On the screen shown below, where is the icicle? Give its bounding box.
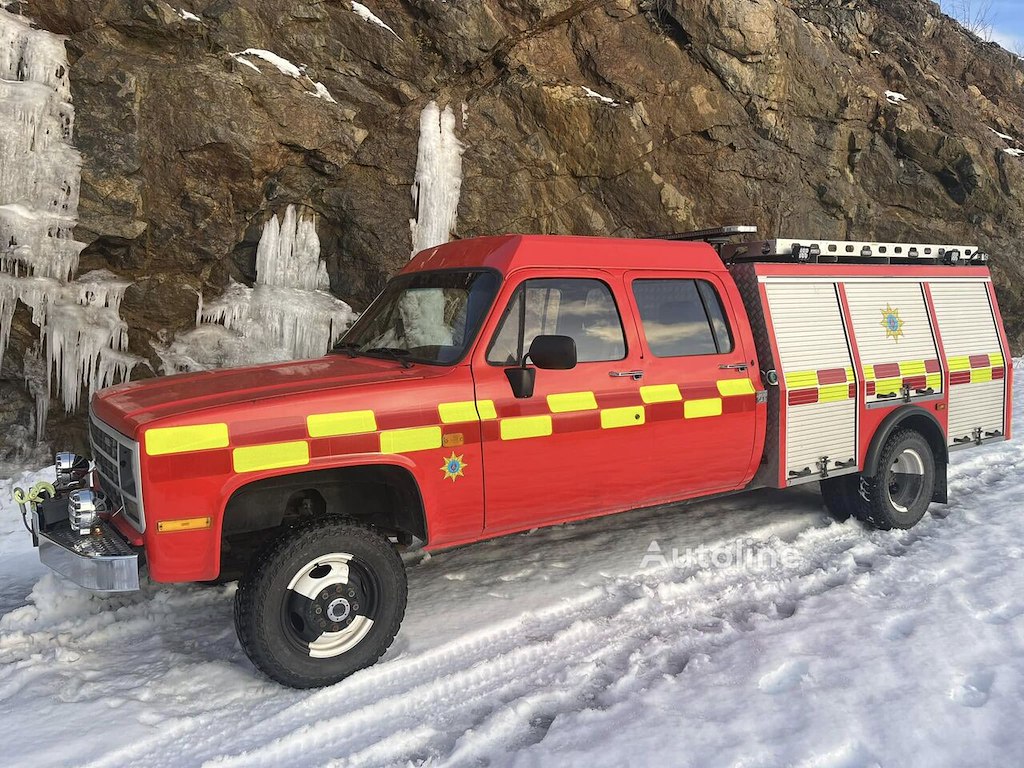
[409,101,464,257]
[0,8,141,434]
[156,204,355,372]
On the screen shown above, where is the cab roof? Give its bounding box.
[402,235,727,276]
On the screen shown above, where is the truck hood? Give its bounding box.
[92,356,443,436]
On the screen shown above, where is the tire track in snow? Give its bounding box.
[4,433,1020,767]
[84,510,958,768]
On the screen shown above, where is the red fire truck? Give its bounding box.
[18,228,1012,687]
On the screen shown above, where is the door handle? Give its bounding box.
[719,363,748,372]
[609,370,644,380]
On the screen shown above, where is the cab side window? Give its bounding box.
[632,279,734,357]
[487,278,626,365]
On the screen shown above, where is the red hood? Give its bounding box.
[92,356,441,436]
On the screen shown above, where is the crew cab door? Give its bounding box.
[623,271,760,496]
[471,270,655,533]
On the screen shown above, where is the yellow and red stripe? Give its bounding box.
[784,367,856,406]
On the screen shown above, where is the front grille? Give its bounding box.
[89,412,145,532]
[90,420,118,458]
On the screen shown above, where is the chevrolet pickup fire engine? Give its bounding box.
[16,228,1011,688]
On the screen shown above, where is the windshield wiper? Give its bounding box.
[331,342,360,358]
[364,347,414,369]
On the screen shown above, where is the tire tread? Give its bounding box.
[234,517,407,688]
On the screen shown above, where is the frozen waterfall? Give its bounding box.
[0,9,140,438]
[157,205,355,372]
[409,101,464,258]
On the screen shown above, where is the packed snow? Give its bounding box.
[351,2,401,40]
[1,369,1023,766]
[1005,148,1024,157]
[157,205,355,372]
[581,85,620,106]
[410,101,464,257]
[0,9,140,437]
[230,49,336,103]
[885,89,908,104]
[177,8,200,22]
[989,127,1015,142]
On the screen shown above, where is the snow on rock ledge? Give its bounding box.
[158,205,355,372]
[0,9,141,438]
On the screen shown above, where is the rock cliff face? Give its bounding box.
[2,0,1023,453]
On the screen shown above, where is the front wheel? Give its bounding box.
[857,429,936,530]
[234,518,407,688]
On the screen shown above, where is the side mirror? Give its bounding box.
[527,335,577,370]
[503,335,576,399]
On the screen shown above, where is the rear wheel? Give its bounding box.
[234,517,407,688]
[856,429,936,530]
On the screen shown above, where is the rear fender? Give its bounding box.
[862,405,948,504]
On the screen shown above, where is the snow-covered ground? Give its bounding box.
[2,373,1023,767]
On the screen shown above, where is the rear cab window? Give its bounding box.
[631,278,734,357]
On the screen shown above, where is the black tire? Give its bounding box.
[819,473,860,521]
[234,517,407,688]
[856,429,936,530]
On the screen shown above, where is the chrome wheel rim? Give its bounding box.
[886,448,925,514]
[282,552,377,658]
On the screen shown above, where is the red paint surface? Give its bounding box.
[88,237,1010,582]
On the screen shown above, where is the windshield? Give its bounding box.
[334,269,500,365]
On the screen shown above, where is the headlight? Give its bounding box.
[56,452,91,491]
[69,489,107,535]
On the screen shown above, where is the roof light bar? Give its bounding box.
[721,238,987,265]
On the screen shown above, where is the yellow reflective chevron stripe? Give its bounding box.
[500,415,552,440]
[948,356,971,372]
[145,423,229,456]
[600,406,645,429]
[233,441,310,473]
[717,379,755,397]
[438,400,497,423]
[818,383,851,403]
[379,426,442,453]
[972,367,993,383]
[990,352,1005,367]
[307,410,376,437]
[926,373,942,389]
[684,398,723,419]
[640,384,682,403]
[547,391,598,413]
[899,360,926,376]
[785,371,819,389]
[875,377,903,395]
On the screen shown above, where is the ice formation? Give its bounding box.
[410,101,464,257]
[158,205,355,372]
[0,9,140,437]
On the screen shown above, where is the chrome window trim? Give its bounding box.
[89,409,146,533]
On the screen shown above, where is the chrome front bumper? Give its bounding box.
[32,503,140,593]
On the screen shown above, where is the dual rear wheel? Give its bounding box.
[821,429,937,530]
